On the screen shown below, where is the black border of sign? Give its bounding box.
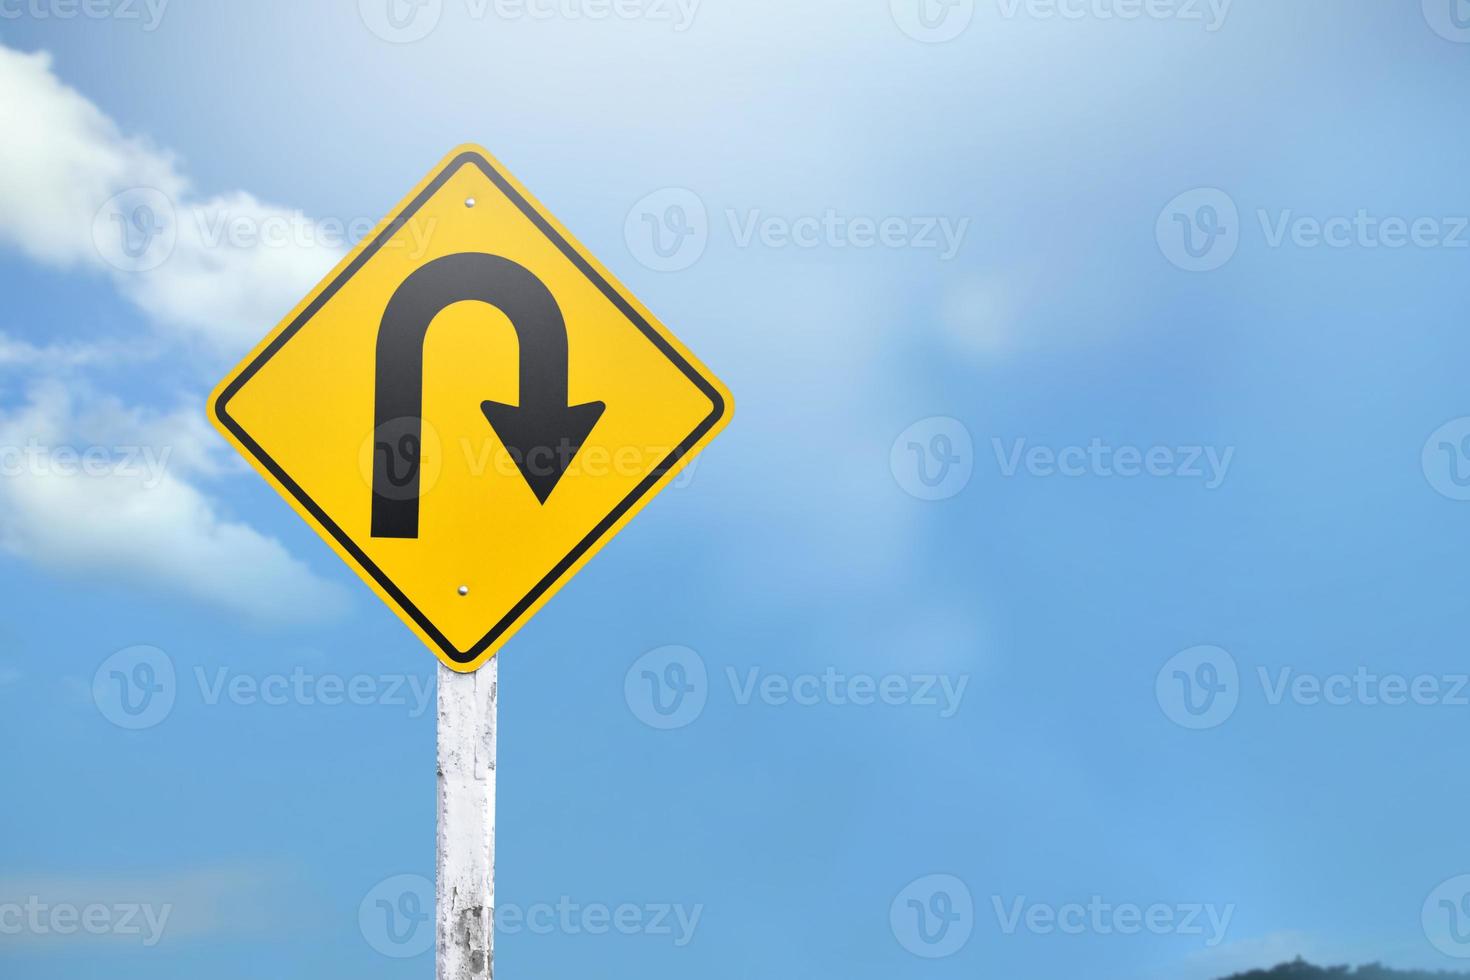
[214,150,727,665]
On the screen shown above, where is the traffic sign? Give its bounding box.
[209,145,732,671]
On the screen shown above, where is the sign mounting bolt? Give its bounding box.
[458,585,469,596]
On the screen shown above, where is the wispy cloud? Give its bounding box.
[0,382,347,625]
[0,44,343,356]
[0,42,350,625]
[0,865,298,948]
[0,332,157,371]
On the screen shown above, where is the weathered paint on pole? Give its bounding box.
[437,660,497,979]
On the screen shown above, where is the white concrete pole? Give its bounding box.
[437,659,497,979]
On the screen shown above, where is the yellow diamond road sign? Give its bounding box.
[209,146,732,671]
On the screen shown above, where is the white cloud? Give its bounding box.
[0,332,152,371]
[0,47,181,268]
[0,44,343,355]
[0,42,351,625]
[0,382,347,625]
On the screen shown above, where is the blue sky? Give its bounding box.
[3,1,1470,978]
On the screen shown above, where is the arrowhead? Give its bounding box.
[480,398,606,503]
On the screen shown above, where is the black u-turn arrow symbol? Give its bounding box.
[371,252,605,539]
